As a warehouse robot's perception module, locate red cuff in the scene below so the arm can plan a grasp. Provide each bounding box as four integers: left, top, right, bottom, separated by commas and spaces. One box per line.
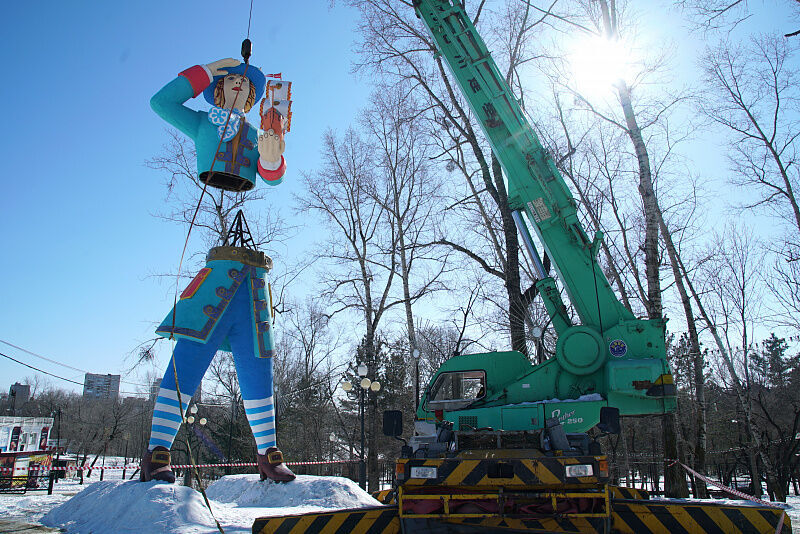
178, 65, 212, 98
258, 156, 286, 183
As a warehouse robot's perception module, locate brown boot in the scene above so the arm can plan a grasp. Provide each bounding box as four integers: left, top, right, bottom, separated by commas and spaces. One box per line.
257, 447, 296, 482
140, 446, 176, 483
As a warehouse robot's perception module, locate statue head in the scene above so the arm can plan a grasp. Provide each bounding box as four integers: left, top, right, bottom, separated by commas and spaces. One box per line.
214, 74, 256, 112
203, 63, 266, 112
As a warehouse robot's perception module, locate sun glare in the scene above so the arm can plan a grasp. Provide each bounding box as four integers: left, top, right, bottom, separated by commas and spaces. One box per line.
567, 34, 635, 99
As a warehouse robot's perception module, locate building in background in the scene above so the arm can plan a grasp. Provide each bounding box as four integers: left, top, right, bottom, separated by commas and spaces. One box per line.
7, 383, 31, 414
82, 373, 120, 400
0, 416, 53, 453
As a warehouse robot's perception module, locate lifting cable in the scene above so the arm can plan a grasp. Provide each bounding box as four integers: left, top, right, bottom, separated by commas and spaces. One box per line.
164, 1, 256, 532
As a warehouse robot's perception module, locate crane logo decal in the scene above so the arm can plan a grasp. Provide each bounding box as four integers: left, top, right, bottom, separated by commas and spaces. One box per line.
550, 408, 583, 426
609, 339, 627, 357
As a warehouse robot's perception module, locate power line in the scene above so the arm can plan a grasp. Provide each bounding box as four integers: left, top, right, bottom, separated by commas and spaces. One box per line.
0, 351, 84, 386
0, 338, 149, 388
0, 338, 86, 374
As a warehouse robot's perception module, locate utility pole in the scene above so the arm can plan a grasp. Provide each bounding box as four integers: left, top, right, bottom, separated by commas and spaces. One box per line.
47, 407, 62, 495
413, 349, 420, 410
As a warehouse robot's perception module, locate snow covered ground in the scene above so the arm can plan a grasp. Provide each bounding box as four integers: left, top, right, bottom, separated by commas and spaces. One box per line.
2, 469, 800, 532
0, 472, 381, 533
785, 495, 800, 532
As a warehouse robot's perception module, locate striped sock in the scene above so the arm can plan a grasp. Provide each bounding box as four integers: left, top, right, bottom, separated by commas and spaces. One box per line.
243, 396, 276, 453
148, 387, 189, 451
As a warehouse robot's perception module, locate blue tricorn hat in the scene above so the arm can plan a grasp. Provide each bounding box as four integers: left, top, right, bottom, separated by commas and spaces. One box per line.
203, 63, 266, 106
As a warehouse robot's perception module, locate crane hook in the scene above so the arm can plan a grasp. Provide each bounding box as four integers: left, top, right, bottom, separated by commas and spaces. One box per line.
241, 38, 252, 64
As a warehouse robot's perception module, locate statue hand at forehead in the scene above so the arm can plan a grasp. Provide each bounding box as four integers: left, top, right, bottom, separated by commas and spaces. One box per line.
207, 58, 241, 77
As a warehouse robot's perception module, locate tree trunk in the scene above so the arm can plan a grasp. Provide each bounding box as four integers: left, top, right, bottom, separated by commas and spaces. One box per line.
746, 448, 762, 497
396, 200, 419, 386
598, 0, 686, 497
617, 57, 689, 499
615, 80, 661, 319
492, 154, 529, 356
656, 209, 708, 498
663, 413, 690, 498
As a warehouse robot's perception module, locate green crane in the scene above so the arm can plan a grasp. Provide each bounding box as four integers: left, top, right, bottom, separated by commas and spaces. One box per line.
413, 0, 676, 433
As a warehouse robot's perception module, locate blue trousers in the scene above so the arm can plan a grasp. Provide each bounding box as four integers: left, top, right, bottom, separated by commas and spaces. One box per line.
149, 283, 276, 453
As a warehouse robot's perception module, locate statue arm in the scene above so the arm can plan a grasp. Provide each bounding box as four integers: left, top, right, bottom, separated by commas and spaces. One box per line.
257, 155, 286, 186
150, 65, 212, 140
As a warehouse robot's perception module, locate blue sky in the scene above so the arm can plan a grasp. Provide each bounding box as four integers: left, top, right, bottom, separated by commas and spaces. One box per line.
1, 1, 797, 396
0, 1, 371, 394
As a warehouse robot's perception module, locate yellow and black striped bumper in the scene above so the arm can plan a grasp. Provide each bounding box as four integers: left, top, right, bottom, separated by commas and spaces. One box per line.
253, 491, 790, 533
612, 500, 790, 533
251, 506, 606, 534
609, 484, 650, 500
252, 501, 790, 533
371, 489, 396, 504
252, 506, 399, 534
397, 456, 608, 488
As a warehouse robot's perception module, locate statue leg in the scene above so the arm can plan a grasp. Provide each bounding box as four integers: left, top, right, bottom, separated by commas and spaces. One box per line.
227, 287, 295, 481
227, 311, 276, 454
141, 337, 220, 482
147, 338, 218, 451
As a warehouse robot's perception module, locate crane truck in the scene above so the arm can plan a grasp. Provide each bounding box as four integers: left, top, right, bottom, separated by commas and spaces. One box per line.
253, 1, 791, 532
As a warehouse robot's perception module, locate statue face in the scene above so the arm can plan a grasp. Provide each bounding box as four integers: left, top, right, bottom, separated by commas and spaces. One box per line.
222, 74, 251, 111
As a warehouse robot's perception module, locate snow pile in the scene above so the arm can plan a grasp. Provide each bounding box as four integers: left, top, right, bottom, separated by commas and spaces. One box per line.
41, 481, 219, 533
38, 475, 382, 533
206, 474, 380, 510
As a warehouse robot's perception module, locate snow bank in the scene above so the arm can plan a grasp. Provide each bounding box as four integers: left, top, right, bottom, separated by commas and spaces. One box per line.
41, 481, 219, 533
38, 475, 382, 533
206, 474, 380, 510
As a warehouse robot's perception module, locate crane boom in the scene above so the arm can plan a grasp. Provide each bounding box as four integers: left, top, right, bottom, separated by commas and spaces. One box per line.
413, 0, 675, 428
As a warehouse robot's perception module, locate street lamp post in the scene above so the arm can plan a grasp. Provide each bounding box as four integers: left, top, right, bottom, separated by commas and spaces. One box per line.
341, 364, 381, 490
184, 404, 207, 486
226, 396, 239, 475
412, 349, 420, 410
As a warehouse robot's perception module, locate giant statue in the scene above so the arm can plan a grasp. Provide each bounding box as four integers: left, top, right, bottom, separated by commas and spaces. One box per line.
140, 57, 295, 483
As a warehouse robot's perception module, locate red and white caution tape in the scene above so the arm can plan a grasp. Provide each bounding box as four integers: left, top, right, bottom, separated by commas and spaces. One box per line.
677, 461, 787, 534
1, 459, 357, 473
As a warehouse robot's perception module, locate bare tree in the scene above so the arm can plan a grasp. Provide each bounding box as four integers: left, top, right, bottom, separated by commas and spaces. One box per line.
700, 35, 800, 242
767, 255, 800, 329
677, 0, 800, 36
676, 0, 753, 31
274, 299, 341, 461
361, 84, 448, 367
299, 126, 408, 490
349, 0, 553, 356
699, 224, 776, 497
